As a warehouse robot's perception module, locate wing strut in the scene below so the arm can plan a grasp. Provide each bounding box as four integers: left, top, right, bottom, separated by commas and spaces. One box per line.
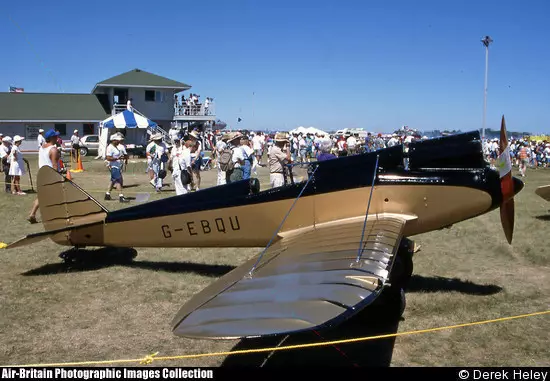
247, 165, 320, 277
355, 154, 380, 263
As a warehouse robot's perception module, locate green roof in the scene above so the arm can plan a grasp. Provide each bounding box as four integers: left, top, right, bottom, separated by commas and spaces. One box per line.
94, 68, 191, 90
0, 93, 109, 121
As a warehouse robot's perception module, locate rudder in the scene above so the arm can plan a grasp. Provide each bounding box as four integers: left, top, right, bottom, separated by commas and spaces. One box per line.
37, 166, 108, 231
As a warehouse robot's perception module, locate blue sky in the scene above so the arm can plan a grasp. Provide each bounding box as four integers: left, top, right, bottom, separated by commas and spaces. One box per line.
1, 0, 549, 133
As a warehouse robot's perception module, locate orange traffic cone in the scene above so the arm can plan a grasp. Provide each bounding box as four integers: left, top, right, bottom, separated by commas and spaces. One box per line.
58, 159, 65, 170
66, 170, 72, 180
72, 156, 84, 172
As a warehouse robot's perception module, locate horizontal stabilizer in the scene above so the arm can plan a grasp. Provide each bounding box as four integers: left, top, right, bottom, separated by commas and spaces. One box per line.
6, 221, 103, 249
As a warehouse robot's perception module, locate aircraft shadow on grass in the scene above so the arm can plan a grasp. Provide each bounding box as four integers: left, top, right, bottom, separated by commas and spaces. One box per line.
18, 248, 502, 367
406, 275, 502, 296
21, 249, 502, 295
221, 295, 402, 367
21, 247, 235, 277
221, 276, 501, 367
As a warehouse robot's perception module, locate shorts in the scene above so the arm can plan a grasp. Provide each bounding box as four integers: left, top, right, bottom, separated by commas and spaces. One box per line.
270, 173, 285, 188
255, 149, 262, 156
227, 167, 243, 183
110, 167, 123, 183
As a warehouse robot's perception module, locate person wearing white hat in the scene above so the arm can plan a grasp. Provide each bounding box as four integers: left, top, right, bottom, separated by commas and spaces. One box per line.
70, 129, 80, 162
1, 136, 13, 193
9, 135, 26, 195
37, 129, 46, 149
105, 134, 129, 202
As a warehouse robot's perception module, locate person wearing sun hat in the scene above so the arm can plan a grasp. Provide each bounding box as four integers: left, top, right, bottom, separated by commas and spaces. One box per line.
1, 136, 13, 193
37, 128, 46, 149
225, 132, 245, 184
268, 132, 291, 188
104, 134, 129, 203
9, 135, 26, 195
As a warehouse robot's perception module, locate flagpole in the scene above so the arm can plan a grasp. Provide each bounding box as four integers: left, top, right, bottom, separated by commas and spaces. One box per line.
481, 36, 493, 140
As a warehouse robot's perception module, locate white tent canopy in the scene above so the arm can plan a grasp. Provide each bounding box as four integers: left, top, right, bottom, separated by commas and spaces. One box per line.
97, 110, 154, 159
289, 126, 327, 136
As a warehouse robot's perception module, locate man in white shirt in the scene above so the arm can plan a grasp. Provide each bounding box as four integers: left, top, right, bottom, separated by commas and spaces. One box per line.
346, 135, 357, 155
252, 133, 264, 166
169, 126, 181, 142
37, 129, 46, 149
387, 134, 399, 148
204, 97, 210, 115
105, 134, 129, 203
126, 98, 133, 111
215, 135, 228, 185
70, 129, 80, 161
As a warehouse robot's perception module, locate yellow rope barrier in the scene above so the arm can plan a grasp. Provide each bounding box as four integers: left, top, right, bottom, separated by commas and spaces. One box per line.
2, 309, 548, 368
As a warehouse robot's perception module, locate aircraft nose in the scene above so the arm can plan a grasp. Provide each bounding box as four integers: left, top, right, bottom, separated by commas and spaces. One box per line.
513, 176, 524, 196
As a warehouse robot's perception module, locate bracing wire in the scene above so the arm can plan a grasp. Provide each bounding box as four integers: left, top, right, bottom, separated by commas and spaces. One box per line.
355, 154, 380, 263
247, 165, 319, 277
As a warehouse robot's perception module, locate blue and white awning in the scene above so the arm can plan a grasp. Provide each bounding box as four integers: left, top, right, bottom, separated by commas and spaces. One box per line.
101, 110, 157, 129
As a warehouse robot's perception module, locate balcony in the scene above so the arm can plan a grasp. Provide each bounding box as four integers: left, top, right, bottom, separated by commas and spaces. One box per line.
173, 102, 215, 122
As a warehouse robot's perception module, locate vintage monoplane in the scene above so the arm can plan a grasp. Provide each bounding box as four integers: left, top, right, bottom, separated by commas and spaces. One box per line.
7, 117, 523, 340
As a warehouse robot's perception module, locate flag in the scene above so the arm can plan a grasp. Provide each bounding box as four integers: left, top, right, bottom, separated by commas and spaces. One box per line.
9, 86, 24, 93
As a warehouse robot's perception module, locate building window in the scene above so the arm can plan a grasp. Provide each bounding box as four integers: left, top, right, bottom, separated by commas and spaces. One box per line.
55, 123, 67, 136
145, 90, 155, 102
83, 123, 95, 135
25, 124, 42, 140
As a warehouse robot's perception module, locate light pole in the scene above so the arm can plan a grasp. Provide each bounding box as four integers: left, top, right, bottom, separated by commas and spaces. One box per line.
481, 36, 493, 140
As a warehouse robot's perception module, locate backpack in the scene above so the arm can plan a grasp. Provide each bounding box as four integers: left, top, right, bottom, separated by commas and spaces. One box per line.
218, 148, 234, 172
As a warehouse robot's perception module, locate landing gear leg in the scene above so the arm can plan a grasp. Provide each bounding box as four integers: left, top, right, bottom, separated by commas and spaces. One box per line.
390, 238, 414, 291
370, 238, 415, 320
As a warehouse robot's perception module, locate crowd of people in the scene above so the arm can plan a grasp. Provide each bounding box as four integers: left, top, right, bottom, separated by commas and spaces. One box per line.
3, 126, 549, 226
483, 138, 550, 177
174, 94, 213, 116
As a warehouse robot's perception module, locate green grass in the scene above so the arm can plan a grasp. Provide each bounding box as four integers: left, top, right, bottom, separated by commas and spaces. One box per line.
0, 156, 548, 367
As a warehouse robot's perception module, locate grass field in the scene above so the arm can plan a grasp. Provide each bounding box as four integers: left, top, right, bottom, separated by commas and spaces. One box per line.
0, 155, 548, 367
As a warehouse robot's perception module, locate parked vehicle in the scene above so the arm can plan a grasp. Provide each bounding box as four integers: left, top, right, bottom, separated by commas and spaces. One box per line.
62, 135, 100, 157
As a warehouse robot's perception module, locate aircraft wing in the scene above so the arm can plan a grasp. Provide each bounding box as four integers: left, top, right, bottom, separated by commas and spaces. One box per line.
172, 213, 416, 339
535, 185, 550, 202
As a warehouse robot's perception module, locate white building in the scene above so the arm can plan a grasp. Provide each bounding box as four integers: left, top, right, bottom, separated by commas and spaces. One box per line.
0, 68, 214, 152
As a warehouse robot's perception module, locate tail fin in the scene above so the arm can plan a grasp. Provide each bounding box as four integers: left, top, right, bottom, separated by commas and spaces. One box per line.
37, 166, 108, 231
